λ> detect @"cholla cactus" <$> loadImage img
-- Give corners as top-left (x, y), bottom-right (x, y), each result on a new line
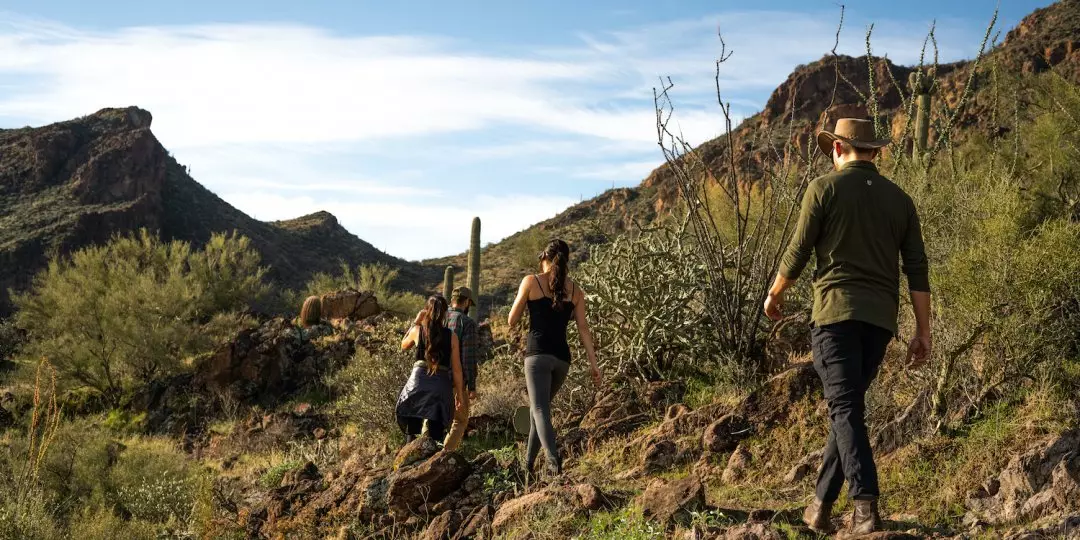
top-left (908, 68), bottom-right (936, 157)
top-left (442, 265), bottom-right (454, 299)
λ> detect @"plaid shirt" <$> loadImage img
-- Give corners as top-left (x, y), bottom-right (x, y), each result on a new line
top-left (446, 308), bottom-right (479, 392)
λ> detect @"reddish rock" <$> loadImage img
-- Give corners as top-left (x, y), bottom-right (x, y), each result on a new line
top-left (645, 380), bottom-right (687, 410)
top-left (386, 450), bottom-right (472, 517)
top-left (642, 439), bottom-right (678, 473)
top-left (320, 289), bottom-right (381, 321)
top-left (721, 445), bottom-right (752, 484)
top-left (966, 429), bottom-right (1080, 525)
top-left (492, 490), bottom-right (556, 534)
top-left (703, 414), bottom-right (751, 454)
top-left (639, 475), bottom-right (706, 528)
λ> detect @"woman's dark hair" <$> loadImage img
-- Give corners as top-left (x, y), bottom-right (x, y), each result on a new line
top-left (418, 294), bottom-right (449, 374)
top-left (539, 239), bottom-right (571, 311)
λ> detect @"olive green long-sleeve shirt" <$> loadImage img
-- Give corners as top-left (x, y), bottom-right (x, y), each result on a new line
top-left (779, 160), bottom-right (930, 335)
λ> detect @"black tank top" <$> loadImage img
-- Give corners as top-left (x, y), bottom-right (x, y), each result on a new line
top-left (525, 275), bottom-right (575, 363)
top-left (415, 326), bottom-right (453, 370)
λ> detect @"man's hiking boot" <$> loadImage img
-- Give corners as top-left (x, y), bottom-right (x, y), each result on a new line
top-left (802, 498), bottom-right (835, 533)
top-left (839, 498), bottom-right (884, 538)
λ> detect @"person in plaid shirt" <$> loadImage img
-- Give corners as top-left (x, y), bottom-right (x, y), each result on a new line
top-left (443, 286), bottom-right (478, 450)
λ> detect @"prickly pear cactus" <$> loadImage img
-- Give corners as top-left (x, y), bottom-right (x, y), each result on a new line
top-left (442, 265), bottom-right (454, 299)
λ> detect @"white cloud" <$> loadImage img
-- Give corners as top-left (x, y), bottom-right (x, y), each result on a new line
top-left (0, 9), bottom-right (992, 259)
top-left (220, 190), bottom-right (577, 261)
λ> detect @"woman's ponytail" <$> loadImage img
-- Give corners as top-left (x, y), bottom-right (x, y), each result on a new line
top-left (540, 240), bottom-right (571, 311)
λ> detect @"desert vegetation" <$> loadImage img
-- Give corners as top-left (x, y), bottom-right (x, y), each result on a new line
top-left (0, 3), bottom-right (1078, 539)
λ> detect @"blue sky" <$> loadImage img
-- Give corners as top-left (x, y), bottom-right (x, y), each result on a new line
top-left (0, 0), bottom-right (1052, 260)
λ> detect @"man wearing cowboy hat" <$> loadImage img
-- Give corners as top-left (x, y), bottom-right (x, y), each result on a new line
top-left (763, 118), bottom-right (932, 536)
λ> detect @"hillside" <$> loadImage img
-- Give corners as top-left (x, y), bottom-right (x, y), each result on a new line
top-left (434, 0), bottom-right (1080, 306)
top-left (0, 107), bottom-right (439, 315)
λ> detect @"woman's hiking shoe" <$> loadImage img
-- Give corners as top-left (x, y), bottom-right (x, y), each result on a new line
top-left (838, 498), bottom-right (884, 538)
top-left (802, 498), bottom-right (835, 533)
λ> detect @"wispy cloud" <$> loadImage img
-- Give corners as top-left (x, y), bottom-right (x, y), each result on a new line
top-left (0, 9), bottom-right (990, 259)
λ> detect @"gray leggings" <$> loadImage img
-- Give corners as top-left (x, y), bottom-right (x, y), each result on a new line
top-left (524, 354), bottom-right (570, 473)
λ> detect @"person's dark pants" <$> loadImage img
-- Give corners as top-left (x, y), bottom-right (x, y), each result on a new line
top-left (812, 320), bottom-right (893, 502)
top-left (399, 417), bottom-right (446, 443)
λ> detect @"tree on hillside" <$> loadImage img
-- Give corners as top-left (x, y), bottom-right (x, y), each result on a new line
top-left (13, 230), bottom-right (267, 402)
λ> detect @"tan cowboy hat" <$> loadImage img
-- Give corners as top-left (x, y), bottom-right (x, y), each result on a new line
top-left (816, 118), bottom-right (892, 157)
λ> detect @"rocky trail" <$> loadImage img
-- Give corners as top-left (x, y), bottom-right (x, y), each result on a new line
top-left (196, 307), bottom-right (1077, 539)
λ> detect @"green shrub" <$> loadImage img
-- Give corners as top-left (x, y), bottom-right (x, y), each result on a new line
top-left (258, 459), bottom-right (303, 489)
top-left (106, 438), bottom-right (200, 524)
top-left (0, 489), bottom-right (63, 540)
top-left (297, 262), bottom-right (425, 318)
top-left (13, 229), bottom-right (266, 401)
top-left (330, 320), bottom-right (413, 436)
top-left (67, 506), bottom-right (158, 540)
top-left (0, 319), bottom-right (23, 365)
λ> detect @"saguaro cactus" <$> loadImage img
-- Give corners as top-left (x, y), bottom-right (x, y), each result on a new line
top-left (442, 265), bottom-right (454, 299)
top-left (908, 68), bottom-right (936, 158)
top-left (466, 217), bottom-right (481, 311)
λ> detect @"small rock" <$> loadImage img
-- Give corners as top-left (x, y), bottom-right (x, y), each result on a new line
top-left (294, 402), bottom-right (313, 416)
top-left (721, 522), bottom-right (783, 539)
top-left (645, 380), bottom-right (687, 410)
top-left (639, 475), bottom-right (706, 528)
top-left (666, 404), bottom-right (692, 421)
top-left (721, 445), bottom-right (751, 484)
top-left (313, 427), bottom-right (327, 440)
top-left (574, 484), bottom-right (609, 511)
top-left (703, 414), bottom-right (751, 454)
top-left (420, 510), bottom-right (458, 540)
top-left (643, 439), bottom-right (678, 473)
top-left (454, 505), bottom-right (494, 540)
top-left (784, 448), bottom-right (824, 484)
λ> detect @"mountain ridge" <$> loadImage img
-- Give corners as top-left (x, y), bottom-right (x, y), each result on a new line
top-left (0, 107), bottom-right (437, 315)
top-left (437, 0), bottom-right (1080, 305)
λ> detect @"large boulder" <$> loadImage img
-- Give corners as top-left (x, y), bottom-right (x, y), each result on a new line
top-left (320, 289), bottom-right (381, 321)
top-left (491, 483), bottom-right (615, 534)
top-left (966, 429), bottom-right (1080, 525)
top-left (639, 475), bottom-right (706, 528)
top-left (194, 318), bottom-right (313, 402)
top-left (492, 490), bottom-right (557, 534)
top-left (387, 450), bottom-right (472, 517)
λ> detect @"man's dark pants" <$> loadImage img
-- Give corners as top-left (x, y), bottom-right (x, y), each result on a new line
top-left (811, 319), bottom-right (893, 502)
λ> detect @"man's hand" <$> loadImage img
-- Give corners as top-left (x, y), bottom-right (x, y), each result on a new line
top-left (906, 332), bottom-right (932, 368)
top-left (764, 293), bottom-right (784, 321)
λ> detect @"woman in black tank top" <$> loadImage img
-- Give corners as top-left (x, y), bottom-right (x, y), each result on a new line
top-left (508, 239), bottom-right (602, 475)
top-left (396, 295), bottom-right (464, 444)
